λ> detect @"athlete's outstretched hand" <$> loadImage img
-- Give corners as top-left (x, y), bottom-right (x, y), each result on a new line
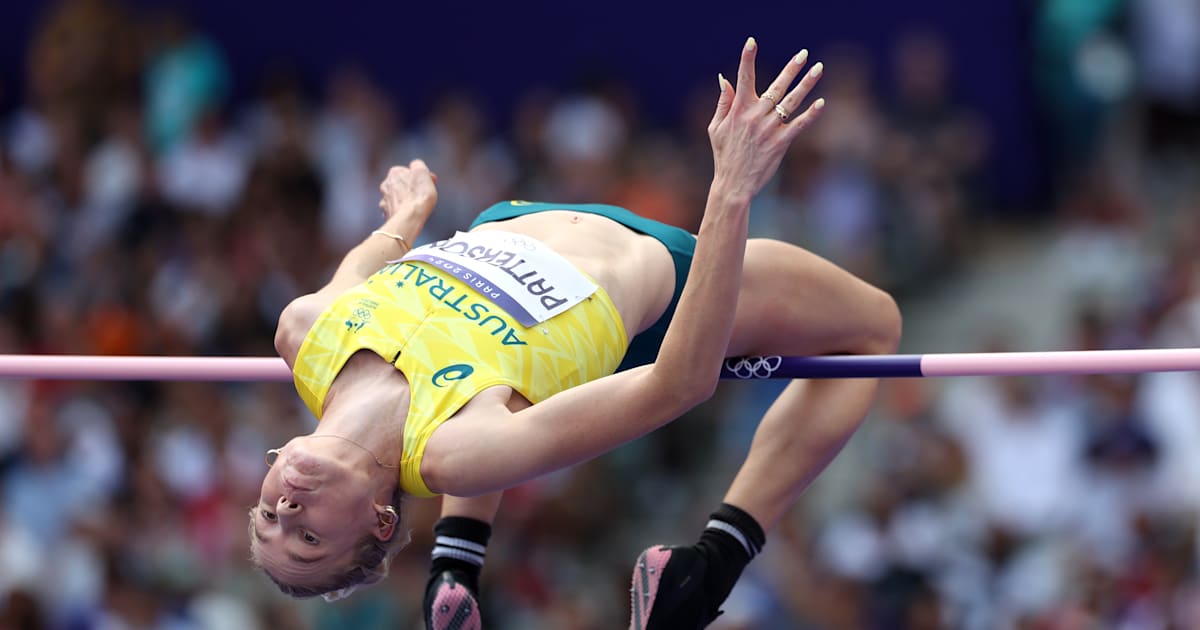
top-left (379, 159), bottom-right (439, 223)
top-left (708, 38), bottom-right (824, 200)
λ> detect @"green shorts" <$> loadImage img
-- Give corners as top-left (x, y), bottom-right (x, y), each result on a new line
top-left (470, 201), bottom-right (696, 371)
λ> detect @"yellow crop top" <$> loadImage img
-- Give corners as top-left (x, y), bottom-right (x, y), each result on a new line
top-left (291, 259), bottom-right (628, 497)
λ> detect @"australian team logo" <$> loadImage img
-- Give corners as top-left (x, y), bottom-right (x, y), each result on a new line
top-left (432, 363), bottom-right (475, 387)
top-left (723, 356), bottom-right (783, 379)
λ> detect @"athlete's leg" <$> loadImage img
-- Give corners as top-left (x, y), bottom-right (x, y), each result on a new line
top-left (633, 239), bottom-right (900, 629)
top-left (722, 238), bottom-right (901, 530)
top-left (424, 493), bottom-right (502, 630)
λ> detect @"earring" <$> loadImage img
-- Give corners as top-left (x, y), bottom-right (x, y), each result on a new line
top-left (380, 505), bottom-right (398, 526)
top-left (265, 448), bottom-right (281, 468)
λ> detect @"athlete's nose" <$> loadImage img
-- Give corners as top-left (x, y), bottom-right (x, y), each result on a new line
top-left (277, 495), bottom-right (302, 513)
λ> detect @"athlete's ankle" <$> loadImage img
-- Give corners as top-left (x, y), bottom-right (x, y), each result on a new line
top-left (697, 503), bottom-right (765, 603)
top-left (632, 504), bottom-right (767, 629)
top-left (428, 516), bottom-right (492, 594)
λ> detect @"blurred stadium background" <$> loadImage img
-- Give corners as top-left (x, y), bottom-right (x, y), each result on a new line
top-left (1, 0), bottom-right (1198, 628)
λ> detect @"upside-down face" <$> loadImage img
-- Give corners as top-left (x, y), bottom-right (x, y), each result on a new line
top-left (250, 437), bottom-right (382, 585)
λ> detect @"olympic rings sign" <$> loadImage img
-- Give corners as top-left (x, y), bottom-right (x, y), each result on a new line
top-left (723, 356), bottom-right (783, 379)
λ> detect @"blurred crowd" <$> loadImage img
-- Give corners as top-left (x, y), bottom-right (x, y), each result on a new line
top-left (0, 0), bottom-right (1198, 628)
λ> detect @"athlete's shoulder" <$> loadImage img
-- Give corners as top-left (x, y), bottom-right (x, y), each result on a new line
top-left (275, 292), bottom-right (336, 366)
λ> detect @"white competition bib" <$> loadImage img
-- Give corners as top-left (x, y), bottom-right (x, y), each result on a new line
top-left (394, 230), bottom-right (597, 326)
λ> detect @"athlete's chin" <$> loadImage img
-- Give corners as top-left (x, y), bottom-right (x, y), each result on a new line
top-left (281, 469), bottom-right (318, 493)
top-left (283, 445), bottom-right (328, 476)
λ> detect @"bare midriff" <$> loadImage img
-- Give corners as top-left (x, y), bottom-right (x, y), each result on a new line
top-left (471, 210), bottom-right (677, 336)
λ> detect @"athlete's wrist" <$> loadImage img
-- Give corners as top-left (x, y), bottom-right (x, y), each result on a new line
top-left (370, 230), bottom-right (411, 254)
top-left (378, 211), bottom-right (425, 248)
top-left (706, 179), bottom-right (754, 210)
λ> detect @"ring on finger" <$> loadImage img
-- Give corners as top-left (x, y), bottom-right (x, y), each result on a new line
top-left (762, 91), bottom-right (779, 104)
top-left (774, 104), bottom-right (790, 122)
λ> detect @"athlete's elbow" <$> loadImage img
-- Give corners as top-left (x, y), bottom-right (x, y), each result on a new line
top-left (652, 368), bottom-right (718, 412)
top-left (683, 376), bottom-right (719, 408)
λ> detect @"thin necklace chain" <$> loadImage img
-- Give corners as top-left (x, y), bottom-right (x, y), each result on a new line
top-left (306, 434), bottom-right (399, 469)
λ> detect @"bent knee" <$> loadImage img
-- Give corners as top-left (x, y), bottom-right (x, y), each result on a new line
top-left (858, 289), bottom-right (902, 355)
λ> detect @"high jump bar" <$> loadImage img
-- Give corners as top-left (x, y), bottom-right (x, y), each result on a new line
top-left (0, 349), bottom-right (1196, 381)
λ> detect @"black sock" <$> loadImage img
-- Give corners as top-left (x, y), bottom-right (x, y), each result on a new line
top-left (429, 516), bottom-right (492, 595)
top-left (695, 503), bottom-right (766, 609)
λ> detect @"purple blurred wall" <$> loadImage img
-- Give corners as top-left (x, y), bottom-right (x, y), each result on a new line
top-left (0, 0), bottom-right (1043, 206)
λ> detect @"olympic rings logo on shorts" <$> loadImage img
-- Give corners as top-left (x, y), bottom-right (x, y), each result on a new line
top-left (724, 356), bottom-right (783, 379)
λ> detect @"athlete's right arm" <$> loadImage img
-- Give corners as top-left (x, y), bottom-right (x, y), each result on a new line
top-left (275, 160), bottom-right (439, 366)
top-left (424, 38), bottom-right (826, 497)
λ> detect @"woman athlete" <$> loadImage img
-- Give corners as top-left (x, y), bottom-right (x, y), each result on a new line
top-left (251, 39), bottom-right (901, 629)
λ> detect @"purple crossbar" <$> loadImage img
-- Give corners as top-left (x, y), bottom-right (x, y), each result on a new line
top-left (0, 349), bottom-right (1196, 381)
top-left (720, 355), bottom-right (923, 379)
